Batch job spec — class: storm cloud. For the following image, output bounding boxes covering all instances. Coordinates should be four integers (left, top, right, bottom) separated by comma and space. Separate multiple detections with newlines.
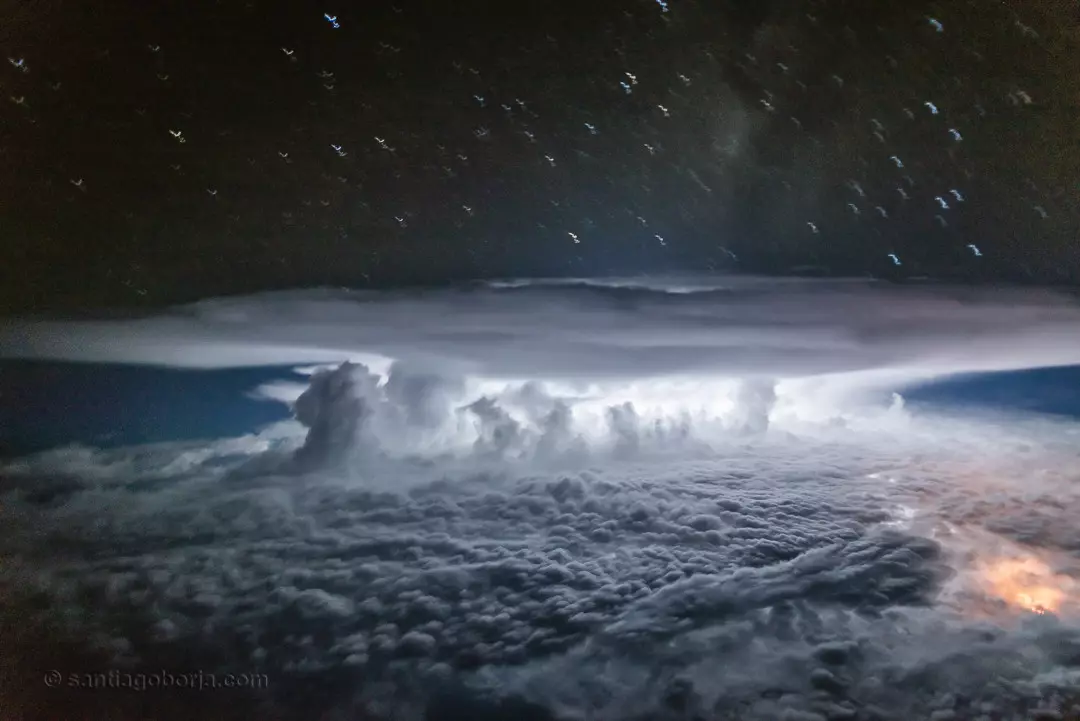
2, 277, 1080, 720
3, 277, 1080, 386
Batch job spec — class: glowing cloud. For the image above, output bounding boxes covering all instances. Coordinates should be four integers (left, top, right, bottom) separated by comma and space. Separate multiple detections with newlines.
2, 279, 1079, 394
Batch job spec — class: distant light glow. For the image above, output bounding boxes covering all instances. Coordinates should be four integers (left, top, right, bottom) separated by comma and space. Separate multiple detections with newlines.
980, 556, 1073, 615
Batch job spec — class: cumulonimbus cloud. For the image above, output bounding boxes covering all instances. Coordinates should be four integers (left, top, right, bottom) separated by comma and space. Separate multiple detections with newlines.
2, 277, 1080, 386
3, 276, 1080, 721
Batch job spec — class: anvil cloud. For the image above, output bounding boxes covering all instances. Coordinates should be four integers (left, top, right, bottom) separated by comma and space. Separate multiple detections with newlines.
2, 277, 1080, 721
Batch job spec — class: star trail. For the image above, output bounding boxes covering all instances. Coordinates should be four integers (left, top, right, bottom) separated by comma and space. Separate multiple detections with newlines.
1, 0, 1078, 313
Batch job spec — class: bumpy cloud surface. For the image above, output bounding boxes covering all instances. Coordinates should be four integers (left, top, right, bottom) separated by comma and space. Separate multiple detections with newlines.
2, 277, 1080, 721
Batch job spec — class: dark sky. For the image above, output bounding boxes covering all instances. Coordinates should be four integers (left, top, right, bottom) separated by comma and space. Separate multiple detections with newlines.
1, 0, 1078, 314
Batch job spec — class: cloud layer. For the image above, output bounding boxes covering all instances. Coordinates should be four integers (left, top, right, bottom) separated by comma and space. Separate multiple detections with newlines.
4, 404, 1080, 720
4, 277, 1080, 389
2, 278, 1080, 720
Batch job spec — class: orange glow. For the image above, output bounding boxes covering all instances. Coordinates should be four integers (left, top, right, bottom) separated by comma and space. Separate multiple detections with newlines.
979, 556, 1070, 615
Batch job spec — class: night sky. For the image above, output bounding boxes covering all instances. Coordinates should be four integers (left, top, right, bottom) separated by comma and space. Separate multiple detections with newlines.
2, 0, 1078, 315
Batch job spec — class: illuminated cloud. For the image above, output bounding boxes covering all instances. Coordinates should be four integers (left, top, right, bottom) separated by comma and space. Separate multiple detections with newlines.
3, 278, 1080, 390
2, 277, 1080, 720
